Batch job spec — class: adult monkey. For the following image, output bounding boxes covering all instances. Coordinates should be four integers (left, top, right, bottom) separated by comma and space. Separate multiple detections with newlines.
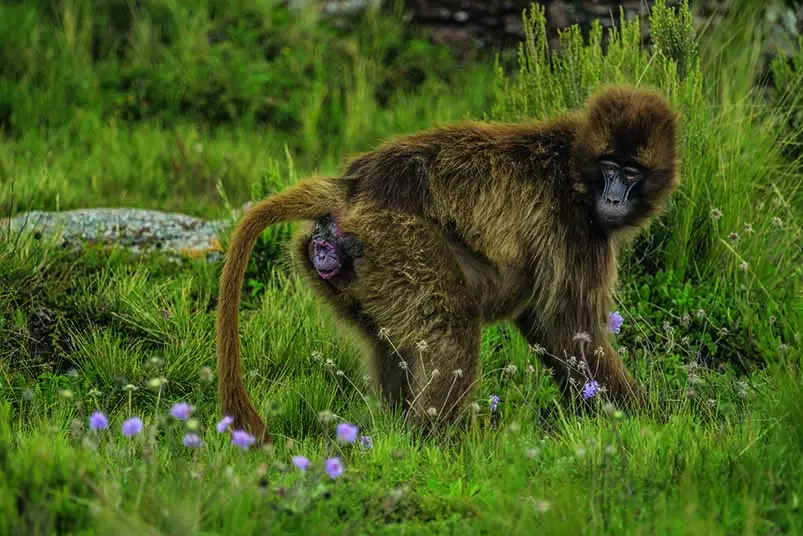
216, 85, 679, 443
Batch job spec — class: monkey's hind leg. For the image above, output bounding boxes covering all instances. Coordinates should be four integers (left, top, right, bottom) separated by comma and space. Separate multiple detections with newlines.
293, 222, 419, 417
335, 207, 484, 428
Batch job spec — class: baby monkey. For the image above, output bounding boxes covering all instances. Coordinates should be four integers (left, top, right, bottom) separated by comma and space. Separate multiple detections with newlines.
308, 215, 363, 287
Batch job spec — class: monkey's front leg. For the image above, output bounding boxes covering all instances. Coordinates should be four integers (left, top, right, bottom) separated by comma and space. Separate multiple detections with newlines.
516, 306, 644, 411
577, 330, 644, 411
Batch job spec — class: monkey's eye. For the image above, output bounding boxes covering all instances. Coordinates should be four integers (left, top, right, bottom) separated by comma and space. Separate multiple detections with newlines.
601, 161, 619, 178
623, 167, 641, 182
601, 161, 618, 171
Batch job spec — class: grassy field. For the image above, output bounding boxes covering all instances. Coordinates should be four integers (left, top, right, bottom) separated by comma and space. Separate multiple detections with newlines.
0, 1, 801, 534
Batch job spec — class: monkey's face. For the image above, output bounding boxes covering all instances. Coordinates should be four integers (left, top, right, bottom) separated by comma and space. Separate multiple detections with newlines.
576, 86, 680, 233
592, 159, 644, 229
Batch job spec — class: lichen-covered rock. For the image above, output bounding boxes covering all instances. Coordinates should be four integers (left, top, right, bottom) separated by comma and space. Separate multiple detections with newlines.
1, 208, 228, 262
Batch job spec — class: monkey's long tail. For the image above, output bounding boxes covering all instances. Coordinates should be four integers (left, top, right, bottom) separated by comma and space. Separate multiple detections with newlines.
216, 177, 350, 443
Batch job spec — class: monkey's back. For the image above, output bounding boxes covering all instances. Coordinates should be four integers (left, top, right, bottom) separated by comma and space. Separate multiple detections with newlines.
343, 119, 583, 268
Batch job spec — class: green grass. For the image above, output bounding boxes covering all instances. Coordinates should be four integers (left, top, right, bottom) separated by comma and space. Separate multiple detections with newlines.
2, 234, 800, 535
1, 1, 801, 534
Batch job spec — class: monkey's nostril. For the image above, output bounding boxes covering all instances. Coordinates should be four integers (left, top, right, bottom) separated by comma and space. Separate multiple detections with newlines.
606, 198, 620, 205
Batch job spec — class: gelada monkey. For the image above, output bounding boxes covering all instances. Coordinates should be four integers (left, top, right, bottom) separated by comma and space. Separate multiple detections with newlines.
216, 85, 679, 442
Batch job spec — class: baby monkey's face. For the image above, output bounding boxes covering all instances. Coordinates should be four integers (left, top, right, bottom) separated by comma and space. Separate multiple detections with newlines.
308, 215, 364, 283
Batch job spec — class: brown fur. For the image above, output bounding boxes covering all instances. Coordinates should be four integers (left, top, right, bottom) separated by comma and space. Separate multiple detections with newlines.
216, 85, 680, 442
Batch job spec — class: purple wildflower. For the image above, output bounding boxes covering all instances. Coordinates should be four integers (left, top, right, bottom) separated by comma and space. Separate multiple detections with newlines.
231, 429, 256, 450
89, 411, 108, 431
292, 455, 311, 471
169, 402, 193, 421
336, 422, 359, 444
325, 457, 344, 479
489, 394, 500, 412
582, 380, 600, 400
121, 417, 143, 437
359, 435, 373, 449
608, 311, 623, 334
183, 433, 203, 448
216, 415, 234, 433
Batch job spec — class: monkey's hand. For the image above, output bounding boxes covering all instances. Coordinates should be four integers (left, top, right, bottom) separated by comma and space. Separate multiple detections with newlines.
340, 235, 364, 259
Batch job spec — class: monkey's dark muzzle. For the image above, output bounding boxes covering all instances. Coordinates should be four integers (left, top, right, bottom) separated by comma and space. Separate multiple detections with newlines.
597, 161, 637, 227
596, 199, 631, 226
